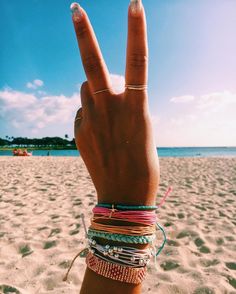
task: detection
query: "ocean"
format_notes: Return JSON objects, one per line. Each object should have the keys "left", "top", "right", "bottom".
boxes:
{"left": 1, "top": 147, "right": 236, "bottom": 157}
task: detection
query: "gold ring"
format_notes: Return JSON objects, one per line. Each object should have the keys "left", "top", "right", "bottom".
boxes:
{"left": 75, "top": 116, "right": 82, "bottom": 122}
{"left": 93, "top": 88, "right": 111, "bottom": 95}
{"left": 125, "top": 85, "right": 148, "bottom": 91}
{"left": 75, "top": 107, "right": 83, "bottom": 122}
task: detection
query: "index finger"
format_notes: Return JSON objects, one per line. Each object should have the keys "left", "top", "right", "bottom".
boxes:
{"left": 125, "top": 0, "right": 148, "bottom": 87}
{"left": 71, "top": 3, "right": 111, "bottom": 94}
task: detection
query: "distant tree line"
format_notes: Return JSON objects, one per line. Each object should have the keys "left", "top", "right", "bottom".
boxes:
{"left": 0, "top": 135, "right": 76, "bottom": 149}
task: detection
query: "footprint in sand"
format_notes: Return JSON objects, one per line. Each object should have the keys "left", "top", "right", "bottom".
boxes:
{"left": 164, "top": 221, "right": 173, "bottom": 227}
{"left": 215, "top": 237, "right": 224, "bottom": 245}
{"left": 69, "top": 223, "right": 81, "bottom": 235}
{"left": 199, "top": 245, "right": 211, "bottom": 254}
{"left": 200, "top": 259, "right": 220, "bottom": 267}
{"left": 167, "top": 239, "right": 180, "bottom": 247}
{"left": 43, "top": 240, "right": 57, "bottom": 249}
{"left": 48, "top": 228, "right": 61, "bottom": 238}
{"left": 177, "top": 213, "right": 185, "bottom": 219}
{"left": 19, "top": 244, "right": 33, "bottom": 257}
{"left": 0, "top": 285, "right": 21, "bottom": 294}
{"left": 194, "top": 237, "right": 205, "bottom": 247}
{"left": 176, "top": 230, "right": 198, "bottom": 239}
{"left": 224, "top": 275, "right": 236, "bottom": 290}
{"left": 160, "top": 260, "right": 180, "bottom": 271}
{"left": 193, "top": 287, "right": 215, "bottom": 294}
{"left": 58, "top": 260, "right": 71, "bottom": 269}
{"left": 226, "top": 262, "right": 236, "bottom": 270}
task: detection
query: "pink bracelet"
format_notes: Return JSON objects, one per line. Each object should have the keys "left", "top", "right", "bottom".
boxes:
{"left": 93, "top": 207, "right": 157, "bottom": 225}
{"left": 86, "top": 252, "right": 147, "bottom": 284}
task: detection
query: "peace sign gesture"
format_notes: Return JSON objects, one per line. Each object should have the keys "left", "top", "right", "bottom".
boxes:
{"left": 72, "top": 0, "right": 159, "bottom": 207}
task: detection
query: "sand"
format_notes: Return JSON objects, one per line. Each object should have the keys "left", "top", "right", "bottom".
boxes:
{"left": 0, "top": 156, "right": 235, "bottom": 294}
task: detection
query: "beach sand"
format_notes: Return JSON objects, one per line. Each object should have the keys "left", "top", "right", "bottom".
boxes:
{"left": 0, "top": 157, "right": 235, "bottom": 294}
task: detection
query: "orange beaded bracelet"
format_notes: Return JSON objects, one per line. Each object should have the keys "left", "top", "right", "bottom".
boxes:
{"left": 86, "top": 252, "right": 147, "bottom": 284}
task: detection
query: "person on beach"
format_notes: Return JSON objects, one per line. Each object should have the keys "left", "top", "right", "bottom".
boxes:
{"left": 71, "top": 0, "right": 160, "bottom": 293}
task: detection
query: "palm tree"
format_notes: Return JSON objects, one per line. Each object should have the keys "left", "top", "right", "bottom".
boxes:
{"left": 65, "top": 134, "right": 69, "bottom": 140}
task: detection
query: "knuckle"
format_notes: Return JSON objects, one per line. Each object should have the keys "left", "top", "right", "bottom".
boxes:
{"left": 83, "top": 54, "right": 102, "bottom": 75}
{"left": 80, "top": 81, "right": 89, "bottom": 94}
{"left": 75, "top": 24, "right": 88, "bottom": 39}
{"left": 129, "top": 53, "right": 148, "bottom": 69}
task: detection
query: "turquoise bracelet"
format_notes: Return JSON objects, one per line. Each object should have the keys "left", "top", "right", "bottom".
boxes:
{"left": 96, "top": 203, "right": 157, "bottom": 211}
{"left": 88, "top": 229, "right": 156, "bottom": 244}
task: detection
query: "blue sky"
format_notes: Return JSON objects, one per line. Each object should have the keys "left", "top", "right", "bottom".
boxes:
{"left": 1, "top": 0, "right": 236, "bottom": 146}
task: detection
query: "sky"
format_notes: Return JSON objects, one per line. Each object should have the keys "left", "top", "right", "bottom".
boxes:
{"left": 0, "top": 0, "right": 236, "bottom": 147}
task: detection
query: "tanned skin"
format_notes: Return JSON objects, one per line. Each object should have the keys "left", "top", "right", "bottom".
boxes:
{"left": 72, "top": 1, "right": 160, "bottom": 293}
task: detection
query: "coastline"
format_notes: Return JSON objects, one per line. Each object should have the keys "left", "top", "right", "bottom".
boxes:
{"left": 1, "top": 146, "right": 236, "bottom": 158}
{"left": 0, "top": 157, "right": 236, "bottom": 293}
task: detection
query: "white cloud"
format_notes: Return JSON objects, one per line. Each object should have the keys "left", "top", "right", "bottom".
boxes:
{"left": 170, "top": 95, "right": 195, "bottom": 103}
{"left": 0, "top": 87, "right": 81, "bottom": 137}
{"left": 159, "top": 90, "right": 236, "bottom": 146}
{"left": 26, "top": 79, "right": 44, "bottom": 89}
{"left": 0, "top": 73, "right": 124, "bottom": 138}
{"left": 110, "top": 74, "right": 125, "bottom": 94}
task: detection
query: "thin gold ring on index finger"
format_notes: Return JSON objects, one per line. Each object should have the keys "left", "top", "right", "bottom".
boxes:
{"left": 93, "top": 88, "right": 111, "bottom": 95}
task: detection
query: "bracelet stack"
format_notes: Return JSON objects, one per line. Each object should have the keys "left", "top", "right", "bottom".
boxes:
{"left": 85, "top": 204, "right": 165, "bottom": 284}
{"left": 63, "top": 188, "right": 172, "bottom": 284}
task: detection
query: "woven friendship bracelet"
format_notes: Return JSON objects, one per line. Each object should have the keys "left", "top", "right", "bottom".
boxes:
{"left": 86, "top": 252, "right": 147, "bottom": 284}
{"left": 88, "top": 229, "right": 155, "bottom": 244}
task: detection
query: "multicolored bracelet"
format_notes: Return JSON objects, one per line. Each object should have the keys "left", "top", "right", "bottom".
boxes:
{"left": 86, "top": 252, "right": 147, "bottom": 284}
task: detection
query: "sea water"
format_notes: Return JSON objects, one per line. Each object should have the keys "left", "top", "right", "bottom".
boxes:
{"left": 1, "top": 147, "right": 236, "bottom": 157}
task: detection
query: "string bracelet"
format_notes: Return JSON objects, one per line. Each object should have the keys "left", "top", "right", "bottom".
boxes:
{"left": 92, "top": 207, "right": 157, "bottom": 225}
{"left": 87, "top": 229, "right": 156, "bottom": 244}
{"left": 86, "top": 252, "right": 147, "bottom": 284}
{"left": 90, "top": 221, "right": 156, "bottom": 236}
{"left": 63, "top": 187, "right": 172, "bottom": 283}
{"left": 96, "top": 203, "right": 158, "bottom": 211}
{"left": 96, "top": 187, "right": 172, "bottom": 211}
{"left": 88, "top": 238, "right": 152, "bottom": 267}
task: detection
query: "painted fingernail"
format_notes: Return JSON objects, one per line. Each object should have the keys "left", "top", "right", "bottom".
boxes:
{"left": 130, "top": 0, "right": 142, "bottom": 15}
{"left": 70, "top": 2, "right": 83, "bottom": 22}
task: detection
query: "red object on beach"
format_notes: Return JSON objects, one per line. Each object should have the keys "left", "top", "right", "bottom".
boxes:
{"left": 13, "top": 150, "right": 32, "bottom": 156}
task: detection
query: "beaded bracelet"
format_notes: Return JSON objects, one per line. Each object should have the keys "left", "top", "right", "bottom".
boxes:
{"left": 88, "top": 229, "right": 156, "bottom": 244}
{"left": 86, "top": 252, "right": 147, "bottom": 284}
{"left": 89, "top": 238, "right": 152, "bottom": 267}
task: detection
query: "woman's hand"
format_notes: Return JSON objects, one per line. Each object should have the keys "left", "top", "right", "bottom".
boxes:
{"left": 73, "top": 0, "right": 159, "bottom": 205}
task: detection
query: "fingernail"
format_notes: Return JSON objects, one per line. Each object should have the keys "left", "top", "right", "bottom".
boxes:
{"left": 70, "top": 2, "right": 83, "bottom": 22}
{"left": 130, "top": 0, "right": 142, "bottom": 15}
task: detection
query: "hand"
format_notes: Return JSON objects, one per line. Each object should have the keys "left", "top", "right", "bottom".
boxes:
{"left": 72, "top": 1, "right": 159, "bottom": 205}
